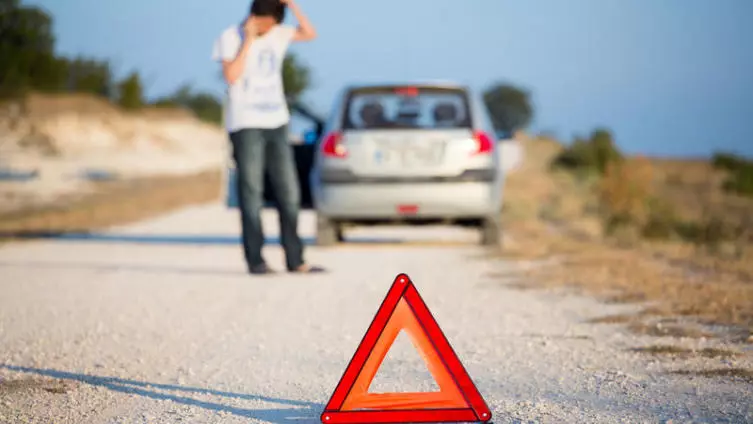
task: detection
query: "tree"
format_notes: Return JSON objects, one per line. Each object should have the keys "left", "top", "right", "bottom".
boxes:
{"left": 0, "top": 0, "right": 59, "bottom": 97}
{"left": 282, "top": 52, "right": 311, "bottom": 102}
{"left": 153, "top": 83, "right": 223, "bottom": 125}
{"left": 185, "top": 92, "right": 223, "bottom": 124}
{"left": 26, "top": 53, "right": 68, "bottom": 93}
{"left": 153, "top": 83, "right": 192, "bottom": 108}
{"left": 116, "top": 71, "right": 144, "bottom": 110}
{"left": 482, "top": 83, "right": 534, "bottom": 138}
{"left": 65, "top": 56, "right": 113, "bottom": 98}
{"left": 0, "top": 0, "right": 115, "bottom": 99}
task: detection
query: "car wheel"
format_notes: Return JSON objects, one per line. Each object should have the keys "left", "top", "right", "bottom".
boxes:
{"left": 336, "top": 225, "right": 345, "bottom": 243}
{"left": 479, "top": 215, "right": 502, "bottom": 247}
{"left": 316, "top": 215, "right": 340, "bottom": 246}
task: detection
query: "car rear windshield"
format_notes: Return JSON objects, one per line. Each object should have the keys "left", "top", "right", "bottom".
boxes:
{"left": 341, "top": 86, "right": 472, "bottom": 130}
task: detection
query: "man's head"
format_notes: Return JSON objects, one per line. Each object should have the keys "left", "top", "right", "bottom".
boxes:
{"left": 249, "top": 0, "right": 286, "bottom": 34}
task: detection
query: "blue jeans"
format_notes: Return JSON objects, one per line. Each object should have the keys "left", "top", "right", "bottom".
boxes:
{"left": 229, "top": 125, "right": 304, "bottom": 271}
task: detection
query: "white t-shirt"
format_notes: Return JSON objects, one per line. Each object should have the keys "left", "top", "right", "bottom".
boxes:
{"left": 212, "top": 24, "right": 296, "bottom": 132}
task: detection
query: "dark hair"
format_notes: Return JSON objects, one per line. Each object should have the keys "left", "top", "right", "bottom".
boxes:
{"left": 250, "top": 0, "right": 286, "bottom": 23}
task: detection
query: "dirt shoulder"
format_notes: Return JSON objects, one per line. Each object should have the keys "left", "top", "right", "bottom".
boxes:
{"left": 495, "top": 219, "right": 753, "bottom": 383}
{"left": 498, "top": 219, "right": 752, "bottom": 340}
{"left": 0, "top": 169, "right": 222, "bottom": 242}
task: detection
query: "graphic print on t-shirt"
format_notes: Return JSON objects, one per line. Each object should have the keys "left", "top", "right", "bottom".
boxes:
{"left": 256, "top": 48, "right": 277, "bottom": 78}
{"left": 243, "top": 46, "right": 283, "bottom": 113}
{"left": 213, "top": 25, "right": 295, "bottom": 131}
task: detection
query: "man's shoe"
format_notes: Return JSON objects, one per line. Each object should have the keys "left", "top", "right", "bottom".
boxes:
{"left": 290, "top": 264, "right": 327, "bottom": 274}
{"left": 249, "top": 263, "right": 275, "bottom": 275}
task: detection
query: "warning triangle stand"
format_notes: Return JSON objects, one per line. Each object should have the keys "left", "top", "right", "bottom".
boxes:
{"left": 321, "top": 273, "right": 492, "bottom": 424}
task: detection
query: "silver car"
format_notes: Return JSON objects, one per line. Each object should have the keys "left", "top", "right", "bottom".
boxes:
{"left": 310, "top": 82, "right": 504, "bottom": 246}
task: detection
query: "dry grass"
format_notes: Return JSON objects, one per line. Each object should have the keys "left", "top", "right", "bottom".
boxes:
{"left": 501, "top": 217, "right": 753, "bottom": 338}
{"left": 0, "top": 378, "right": 74, "bottom": 395}
{"left": 598, "top": 157, "right": 655, "bottom": 230}
{"left": 671, "top": 368, "right": 753, "bottom": 384}
{"left": 0, "top": 169, "right": 222, "bottom": 240}
{"left": 586, "top": 314, "right": 636, "bottom": 324}
{"left": 498, "top": 136, "right": 753, "bottom": 344}
{"left": 8, "top": 92, "right": 196, "bottom": 122}
{"left": 627, "top": 322, "right": 714, "bottom": 339}
{"left": 631, "top": 345, "right": 740, "bottom": 358}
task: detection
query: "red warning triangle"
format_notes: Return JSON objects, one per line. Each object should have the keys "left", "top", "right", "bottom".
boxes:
{"left": 321, "top": 274, "right": 492, "bottom": 424}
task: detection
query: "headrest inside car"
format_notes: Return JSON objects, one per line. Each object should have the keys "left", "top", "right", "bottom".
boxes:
{"left": 433, "top": 102, "right": 458, "bottom": 122}
{"left": 359, "top": 102, "right": 386, "bottom": 127}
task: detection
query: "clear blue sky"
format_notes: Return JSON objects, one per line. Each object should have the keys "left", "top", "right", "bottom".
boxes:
{"left": 29, "top": 0, "right": 753, "bottom": 158}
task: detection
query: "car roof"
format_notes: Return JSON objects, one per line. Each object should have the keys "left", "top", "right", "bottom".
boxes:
{"left": 342, "top": 80, "right": 470, "bottom": 92}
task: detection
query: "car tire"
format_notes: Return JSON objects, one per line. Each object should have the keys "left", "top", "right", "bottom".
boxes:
{"left": 316, "top": 215, "right": 340, "bottom": 246}
{"left": 479, "top": 215, "right": 502, "bottom": 247}
{"left": 336, "top": 225, "right": 345, "bottom": 243}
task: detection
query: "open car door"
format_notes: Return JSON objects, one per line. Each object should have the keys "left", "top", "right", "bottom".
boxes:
{"left": 223, "top": 99, "right": 325, "bottom": 210}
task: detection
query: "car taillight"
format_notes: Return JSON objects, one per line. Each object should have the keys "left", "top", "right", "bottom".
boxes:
{"left": 472, "top": 131, "right": 494, "bottom": 155}
{"left": 321, "top": 132, "right": 347, "bottom": 158}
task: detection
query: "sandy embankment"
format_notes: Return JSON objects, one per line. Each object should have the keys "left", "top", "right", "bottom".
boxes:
{"left": 0, "top": 93, "right": 228, "bottom": 214}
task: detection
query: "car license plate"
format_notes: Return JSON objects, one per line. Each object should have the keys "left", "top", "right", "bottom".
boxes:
{"left": 374, "top": 141, "right": 444, "bottom": 167}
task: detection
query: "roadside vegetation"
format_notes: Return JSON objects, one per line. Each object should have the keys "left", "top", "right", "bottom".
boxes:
{"left": 549, "top": 130, "right": 753, "bottom": 255}
{"left": 498, "top": 131, "right": 753, "bottom": 350}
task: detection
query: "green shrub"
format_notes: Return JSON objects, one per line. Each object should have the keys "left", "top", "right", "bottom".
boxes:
{"left": 674, "top": 221, "right": 702, "bottom": 242}
{"left": 641, "top": 198, "right": 680, "bottom": 240}
{"left": 591, "top": 129, "right": 623, "bottom": 175}
{"left": 552, "top": 128, "right": 623, "bottom": 176}
{"left": 722, "top": 167, "right": 753, "bottom": 197}
{"left": 712, "top": 152, "right": 748, "bottom": 171}
{"left": 692, "top": 216, "right": 741, "bottom": 247}
{"left": 711, "top": 151, "right": 753, "bottom": 198}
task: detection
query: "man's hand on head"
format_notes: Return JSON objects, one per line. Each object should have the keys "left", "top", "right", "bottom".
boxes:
{"left": 282, "top": 0, "right": 317, "bottom": 42}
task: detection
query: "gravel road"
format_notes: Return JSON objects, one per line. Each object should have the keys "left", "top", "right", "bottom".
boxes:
{"left": 1, "top": 203, "right": 751, "bottom": 423}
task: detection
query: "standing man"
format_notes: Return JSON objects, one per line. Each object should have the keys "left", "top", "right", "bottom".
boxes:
{"left": 213, "top": 0, "right": 325, "bottom": 275}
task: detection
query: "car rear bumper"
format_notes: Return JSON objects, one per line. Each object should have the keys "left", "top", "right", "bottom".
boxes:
{"left": 313, "top": 180, "right": 500, "bottom": 220}
{"left": 318, "top": 168, "right": 496, "bottom": 184}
